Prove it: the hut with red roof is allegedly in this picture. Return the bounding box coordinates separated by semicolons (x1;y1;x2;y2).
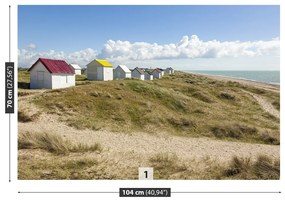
28;58;75;89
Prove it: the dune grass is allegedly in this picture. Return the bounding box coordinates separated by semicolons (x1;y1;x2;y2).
149;153;188;179
18;69;30;89
149;153;279;180
18;110;40;123
18;147;279;180
18;152;107;180
28;71;279;145
18;132;103;155
223;155;280;179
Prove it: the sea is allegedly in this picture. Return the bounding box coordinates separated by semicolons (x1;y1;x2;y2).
184;70;280;85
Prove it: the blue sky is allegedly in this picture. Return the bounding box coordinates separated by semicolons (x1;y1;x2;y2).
18;5;280;70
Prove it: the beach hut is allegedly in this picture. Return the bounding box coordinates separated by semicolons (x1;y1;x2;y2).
86;59;113;81
144;70;153;80
69;64;82;75
28;58;75;89
152;68;162;79
158;68;165;76
131;67;145;80
114;65;131;79
165;67;174;74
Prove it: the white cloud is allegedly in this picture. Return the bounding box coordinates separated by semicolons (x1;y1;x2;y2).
18;35;279;68
99;35;280;62
18;48;97;68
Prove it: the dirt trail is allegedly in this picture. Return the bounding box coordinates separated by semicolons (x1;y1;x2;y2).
19;112;280;164
245;91;279;119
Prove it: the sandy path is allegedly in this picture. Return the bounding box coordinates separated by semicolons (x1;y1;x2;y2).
19;112;280;163
248;92;280;118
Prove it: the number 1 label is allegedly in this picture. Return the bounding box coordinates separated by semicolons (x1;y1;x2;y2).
139;167;153;180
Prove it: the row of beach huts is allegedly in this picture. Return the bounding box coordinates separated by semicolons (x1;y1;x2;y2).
28;58;174;89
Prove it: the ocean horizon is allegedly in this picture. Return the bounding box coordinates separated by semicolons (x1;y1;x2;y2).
184;70;280;85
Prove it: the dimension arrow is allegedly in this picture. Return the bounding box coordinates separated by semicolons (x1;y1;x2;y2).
18;191;119;194
172;191;281;194
18;191;281;194
8;5;11;183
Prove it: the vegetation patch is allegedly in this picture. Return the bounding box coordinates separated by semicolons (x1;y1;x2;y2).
127;81;187;111
211;124;257;139
210;123;279;145
259;131;279;145
223;155;279;179
149;153;279;180
149;153;187;179
18;91;33;97
18;110;40;123
18;153;107;180
167;118;195;129
219;91;236;100
18;132;103;155
76;75;87;81
18;69;30;89
191;91;214;103
272;100;280;110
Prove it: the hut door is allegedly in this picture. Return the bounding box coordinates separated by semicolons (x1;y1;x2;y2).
37;71;44;88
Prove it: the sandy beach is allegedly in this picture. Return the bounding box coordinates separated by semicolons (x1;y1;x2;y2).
203;73;280;93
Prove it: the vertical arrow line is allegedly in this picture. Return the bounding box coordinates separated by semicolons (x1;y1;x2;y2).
8;5;11;182
9;114;11;182
9;5;11;62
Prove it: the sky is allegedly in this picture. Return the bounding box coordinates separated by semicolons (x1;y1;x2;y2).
18;5;280;70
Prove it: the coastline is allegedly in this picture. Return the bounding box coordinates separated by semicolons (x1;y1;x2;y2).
184;71;280;93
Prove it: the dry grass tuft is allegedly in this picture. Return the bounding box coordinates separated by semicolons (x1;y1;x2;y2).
272;100;280;110
148;153;279;180
18;110;40;123
259;131;279;145
219;92;236;100
18;132;102;155
149;153;187;179
167;118;195;129
192;91;214;103
210;124;279;144
253;155;280;179
18;154;103;180
211;124;257;140
223;155;279;179
18;91;32;97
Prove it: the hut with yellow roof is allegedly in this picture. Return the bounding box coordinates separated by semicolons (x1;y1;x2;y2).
86;59;113;81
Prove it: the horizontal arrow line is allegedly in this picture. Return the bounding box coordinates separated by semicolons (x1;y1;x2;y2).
19;191;119;194
19;191;281;194
172;191;281;194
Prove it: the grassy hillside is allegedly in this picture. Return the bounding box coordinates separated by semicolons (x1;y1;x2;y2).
18;70;280;145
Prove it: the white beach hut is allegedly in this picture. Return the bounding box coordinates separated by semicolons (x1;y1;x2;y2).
28;58;75;89
69;64;82;75
86;59;113;81
114;65;131;79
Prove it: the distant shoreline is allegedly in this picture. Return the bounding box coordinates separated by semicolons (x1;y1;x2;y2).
183;71;280;93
